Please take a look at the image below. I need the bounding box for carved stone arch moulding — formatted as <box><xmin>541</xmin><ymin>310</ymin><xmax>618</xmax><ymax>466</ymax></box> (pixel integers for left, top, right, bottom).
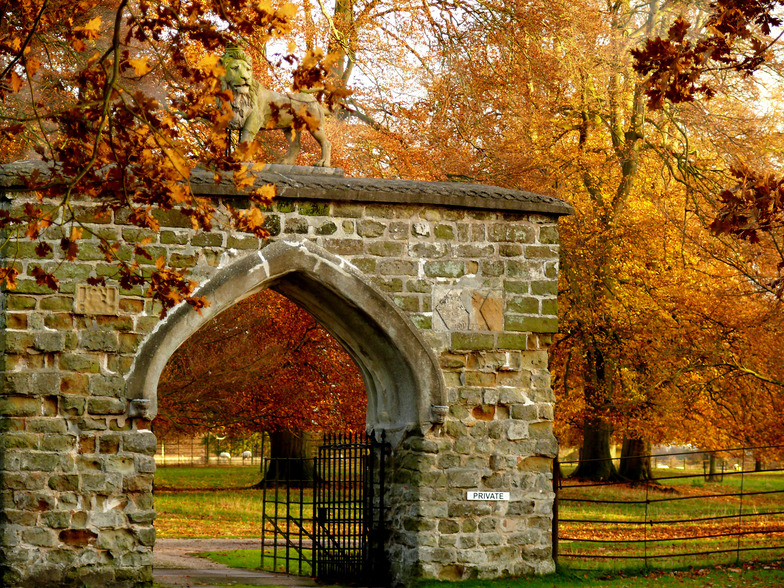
<box><xmin>125</xmin><ymin>237</ymin><xmax>446</xmax><ymax>446</ymax></box>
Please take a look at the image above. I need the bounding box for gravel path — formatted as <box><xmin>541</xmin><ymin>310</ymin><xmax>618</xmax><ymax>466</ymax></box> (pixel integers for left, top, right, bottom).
<box><xmin>153</xmin><ymin>538</ymin><xmax>320</xmax><ymax>587</ymax></box>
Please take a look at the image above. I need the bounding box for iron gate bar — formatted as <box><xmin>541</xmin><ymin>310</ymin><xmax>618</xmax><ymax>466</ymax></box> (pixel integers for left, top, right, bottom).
<box><xmin>312</xmin><ymin>431</ymin><xmax>388</xmax><ymax>584</ymax></box>
<box><xmin>257</xmin><ymin>431</ymin><xmax>390</xmax><ymax>584</ymax></box>
<box><xmin>260</xmin><ymin>442</ymin><xmax>316</xmax><ymax>577</ymax></box>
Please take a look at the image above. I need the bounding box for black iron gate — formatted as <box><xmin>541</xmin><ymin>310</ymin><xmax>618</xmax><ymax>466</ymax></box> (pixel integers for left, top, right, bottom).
<box><xmin>260</xmin><ymin>431</ymin><xmax>389</xmax><ymax>585</ymax></box>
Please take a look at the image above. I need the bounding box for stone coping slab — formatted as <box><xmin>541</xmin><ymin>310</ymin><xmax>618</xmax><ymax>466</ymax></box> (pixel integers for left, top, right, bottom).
<box><xmin>0</xmin><ymin>160</ymin><xmax>573</xmax><ymax>216</ymax></box>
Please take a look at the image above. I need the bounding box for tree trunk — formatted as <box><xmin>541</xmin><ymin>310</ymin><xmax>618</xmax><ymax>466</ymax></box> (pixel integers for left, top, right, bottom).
<box><xmin>618</xmin><ymin>436</ymin><xmax>652</xmax><ymax>482</ymax></box>
<box><xmin>754</xmin><ymin>458</ymin><xmax>763</xmax><ymax>472</ymax></box>
<box><xmin>571</xmin><ymin>346</ymin><xmax>619</xmax><ymax>481</ymax></box>
<box><xmin>706</xmin><ymin>452</ymin><xmax>721</xmax><ymax>482</ymax></box>
<box><xmin>570</xmin><ymin>417</ymin><xmax>618</xmax><ymax>480</ymax></box>
<box><xmin>255</xmin><ymin>430</ymin><xmax>317</xmax><ymax>486</ymax></box>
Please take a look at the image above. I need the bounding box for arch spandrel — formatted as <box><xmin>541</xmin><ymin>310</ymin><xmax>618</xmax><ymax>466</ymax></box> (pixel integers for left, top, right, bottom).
<box><xmin>126</xmin><ymin>238</ymin><xmax>446</xmax><ymax>445</ymax></box>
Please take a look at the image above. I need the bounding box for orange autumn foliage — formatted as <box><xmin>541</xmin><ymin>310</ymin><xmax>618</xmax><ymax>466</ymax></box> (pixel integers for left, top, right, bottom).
<box><xmin>154</xmin><ymin>289</ymin><xmax>366</xmax><ymax>438</ymax></box>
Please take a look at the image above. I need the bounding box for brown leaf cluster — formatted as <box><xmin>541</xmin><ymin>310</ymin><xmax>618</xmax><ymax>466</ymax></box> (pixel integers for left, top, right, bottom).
<box><xmin>632</xmin><ymin>0</ymin><xmax>783</xmax><ymax>108</ymax></box>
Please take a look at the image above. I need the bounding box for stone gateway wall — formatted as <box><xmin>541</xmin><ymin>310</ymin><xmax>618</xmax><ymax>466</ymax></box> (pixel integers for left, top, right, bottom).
<box><xmin>0</xmin><ymin>163</ymin><xmax>572</xmax><ymax>587</ymax></box>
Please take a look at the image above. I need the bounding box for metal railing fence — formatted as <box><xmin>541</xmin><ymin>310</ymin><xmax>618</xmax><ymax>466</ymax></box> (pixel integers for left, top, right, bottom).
<box><xmin>555</xmin><ymin>444</ymin><xmax>784</xmax><ymax>571</ymax></box>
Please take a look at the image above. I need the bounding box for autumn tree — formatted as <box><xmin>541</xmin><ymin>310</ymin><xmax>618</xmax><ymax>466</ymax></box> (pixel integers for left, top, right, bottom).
<box><xmin>155</xmin><ymin>288</ymin><xmax>367</xmax><ymax>481</ymax></box>
<box><xmin>632</xmin><ymin>0</ymin><xmax>784</xmax><ymax>297</ymax></box>
<box><xmin>351</xmin><ymin>0</ymin><xmax>784</xmax><ymax>480</ymax></box>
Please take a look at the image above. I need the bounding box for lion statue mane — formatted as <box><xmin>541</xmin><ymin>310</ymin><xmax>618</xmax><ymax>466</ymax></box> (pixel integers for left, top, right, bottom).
<box><xmin>220</xmin><ymin>46</ymin><xmax>331</xmax><ymax>167</ymax></box>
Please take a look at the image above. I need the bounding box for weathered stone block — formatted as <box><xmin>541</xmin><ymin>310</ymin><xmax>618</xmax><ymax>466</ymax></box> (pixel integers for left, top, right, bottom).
<box><xmin>4</xmin><ymin>332</ymin><xmax>34</xmax><ymax>354</ymax></box>
<box><xmin>284</xmin><ymin>217</ymin><xmax>309</xmax><ymax>234</ymax></box>
<box><xmin>497</xmin><ymin>333</ymin><xmax>528</xmax><ymax>350</ymax></box>
<box><xmin>378</xmin><ymin>259</ymin><xmax>418</xmax><ymax>276</ymax></box>
<box><xmin>20</xmin><ymin>452</ymin><xmax>61</xmax><ymax>472</ymax></box>
<box><xmin>410</xmin><ymin>242</ymin><xmax>447</xmax><ymax>258</ymax></box>
<box><xmin>192</xmin><ymin>232</ymin><xmax>223</xmax><ymax>247</ymax></box>
<box><xmin>367</xmin><ymin>241</ymin><xmax>405</xmax><ymax>257</ymax></box>
<box><xmin>0</xmin><ymin>396</ymin><xmax>41</xmax><ymax>417</ymax></box>
<box><xmin>88</xmin><ymin>397</ymin><xmax>126</xmax><ymax>415</ymax></box>
<box><xmin>22</xmin><ymin>527</ymin><xmax>57</xmax><ymax>547</ymax></box>
<box><xmin>447</xmin><ymin>469</ymin><xmax>481</xmax><ymax>488</ymax></box>
<box><xmin>123</xmin><ymin>474</ymin><xmax>153</xmax><ymax>492</ymax></box>
<box><xmin>159</xmin><ymin>230</ymin><xmax>188</xmax><ymax>245</ymax></box>
<box><xmin>371</xmin><ymin>277</ymin><xmax>403</xmax><ymax>292</ymax></box>
<box><xmin>41</xmin><ymin>510</ymin><xmax>71</xmax><ymax>528</ymax></box>
<box><xmin>324</xmin><ymin>238</ymin><xmax>363</xmax><ymax>255</ymax></box>
<box><xmin>49</xmin><ymin>475</ymin><xmax>80</xmax><ymax>492</ymax></box>
<box><xmin>531</xmin><ymin>280</ymin><xmax>558</xmax><ymax>296</ymax></box>
<box><xmin>511</xmin><ymin>404</ymin><xmax>538</xmax><ymax>421</ymax></box>
<box><xmin>505</xmin><ymin>315</ymin><xmax>558</xmax><ymax>333</ymax></box>
<box><xmin>488</xmin><ymin>224</ymin><xmax>534</xmax><ymax>243</ymax></box>
<box><xmin>507</xmin><ymin>422</ymin><xmax>529</xmax><ymax>440</ymax></box>
<box><xmin>357</xmin><ymin>219</ymin><xmax>386</xmax><ymax>237</ymax></box>
<box><xmin>315</xmin><ymin>221</ymin><xmax>337</xmax><ymax>235</ymax></box>
<box><xmin>7</xmin><ymin>295</ymin><xmax>37</xmax><ymax>310</ymax></box>
<box><xmin>481</xmin><ymin>260</ymin><xmax>505</xmax><ymax>277</ymax></box>
<box><xmin>39</xmin><ymin>433</ymin><xmax>76</xmax><ymax>452</ymax></box>
<box><xmin>298</xmin><ymin>202</ymin><xmax>329</xmax><ymax>216</ymax></box>
<box><xmin>77</xmin><ymin>417</ymin><xmax>108</xmax><ymax>431</ymax></box>
<box><xmin>424</xmin><ymin>261</ymin><xmax>465</xmax><ymax>278</ymax></box>
<box><xmin>227</xmin><ymin>235</ymin><xmax>262</xmax><ymax>249</ymax></box>
<box><xmin>0</xmin><ymin>433</ymin><xmax>39</xmax><ymax>450</ymax></box>
<box><xmin>451</xmin><ymin>333</ymin><xmax>494</xmax><ymax>351</ymax></box>
<box><xmin>434</xmin><ymin>224</ymin><xmax>455</xmax><ymax>240</ymax></box>
<box><xmin>122</xmin><ymin>431</ymin><xmax>156</xmax><ymax>455</ymax></box>
<box><xmin>6</xmin><ymin>313</ymin><xmax>27</xmax><ymax>329</ymax></box>
<box><xmin>88</xmin><ymin>374</ymin><xmax>125</xmax><ymax>397</ymax></box>
<box><xmin>80</xmin><ymin>328</ymin><xmax>119</xmax><ymax>352</ymax></box>
<box><xmin>59</xmin><ymin>353</ymin><xmax>101</xmax><ymax>373</ymax></box>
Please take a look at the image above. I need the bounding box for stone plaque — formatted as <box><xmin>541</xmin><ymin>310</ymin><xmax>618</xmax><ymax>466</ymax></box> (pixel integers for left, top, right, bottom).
<box><xmin>434</xmin><ymin>289</ymin><xmax>469</xmax><ymax>330</ymax></box>
<box><xmin>74</xmin><ymin>284</ymin><xmax>120</xmax><ymax>315</ymax></box>
<box><xmin>472</xmin><ymin>291</ymin><xmax>504</xmax><ymax>331</ymax></box>
<box><xmin>467</xmin><ymin>491</ymin><xmax>510</xmax><ymax>501</ymax></box>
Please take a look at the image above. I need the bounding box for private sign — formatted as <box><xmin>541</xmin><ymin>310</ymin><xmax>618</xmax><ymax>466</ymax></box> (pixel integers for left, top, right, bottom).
<box><xmin>466</xmin><ymin>491</ymin><xmax>510</xmax><ymax>501</ymax></box>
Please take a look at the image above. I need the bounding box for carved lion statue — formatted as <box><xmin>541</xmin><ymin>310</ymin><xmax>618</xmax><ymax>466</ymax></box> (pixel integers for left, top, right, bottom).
<box><xmin>220</xmin><ymin>47</ymin><xmax>331</xmax><ymax>167</ymax></box>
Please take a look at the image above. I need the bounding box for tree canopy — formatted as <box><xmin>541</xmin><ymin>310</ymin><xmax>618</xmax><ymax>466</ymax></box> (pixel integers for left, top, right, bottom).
<box><xmin>154</xmin><ymin>288</ymin><xmax>366</xmax><ymax>439</ymax></box>
<box><xmin>4</xmin><ymin>0</ymin><xmax>784</xmax><ymax>474</ymax></box>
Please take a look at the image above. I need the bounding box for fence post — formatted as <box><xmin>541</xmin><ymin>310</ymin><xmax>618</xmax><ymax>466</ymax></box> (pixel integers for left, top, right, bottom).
<box><xmin>552</xmin><ymin>456</ymin><xmax>559</xmax><ymax>565</ymax></box>
<box><xmin>736</xmin><ymin>450</ymin><xmax>746</xmax><ymax>563</ymax></box>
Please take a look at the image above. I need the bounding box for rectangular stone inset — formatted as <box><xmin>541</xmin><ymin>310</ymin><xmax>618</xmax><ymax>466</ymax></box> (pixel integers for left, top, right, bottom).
<box><xmin>467</xmin><ymin>491</ymin><xmax>510</xmax><ymax>501</ymax></box>
<box><xmin>74</xmin><ymin>284</ymin><xmax>120</xmax><ymax>315</ymax></box>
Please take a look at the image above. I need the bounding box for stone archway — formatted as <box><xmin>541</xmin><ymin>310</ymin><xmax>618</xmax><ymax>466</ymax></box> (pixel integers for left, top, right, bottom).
<box><xmin>0</xmin><ymin>162</ymin><xmax>572</xmax><ymax>587</ymax></box>
<box><xmin>127</xmin><ymin>238</ymin><xmax>446</xmax><ymax>445</ymax></box>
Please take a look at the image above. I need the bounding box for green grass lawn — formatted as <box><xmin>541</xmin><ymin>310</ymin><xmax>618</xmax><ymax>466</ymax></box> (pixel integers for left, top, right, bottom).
<box><xmin>414</xmin><ymin>563</ymin><xmax>784</xmax><ymax>587</ymax></box>
<box><xmin>155</xmin><ymin>465</ymin><xmax>274</xmax><ymax>537</ymax></box>
<box><xmin>194</xmin><ymin>548</ymin><xmax>784</xmax><ymax>588</ymax></box>
<box><xmin>198</xmin><ymin>547</ymin><xmax>313</xmax><ymax>575</ymax></box>
<box><xmin>155</xmin><ymin>465</ymin><xmax>263</xmax><ymax>490</ymax></box>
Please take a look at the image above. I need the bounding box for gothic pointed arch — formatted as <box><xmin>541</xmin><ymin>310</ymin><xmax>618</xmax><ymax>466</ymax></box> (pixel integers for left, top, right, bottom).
<box><xmin>126</xmin><ymin>238</ymin><xmax>446</xmax><ymax>444</ymax></box>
